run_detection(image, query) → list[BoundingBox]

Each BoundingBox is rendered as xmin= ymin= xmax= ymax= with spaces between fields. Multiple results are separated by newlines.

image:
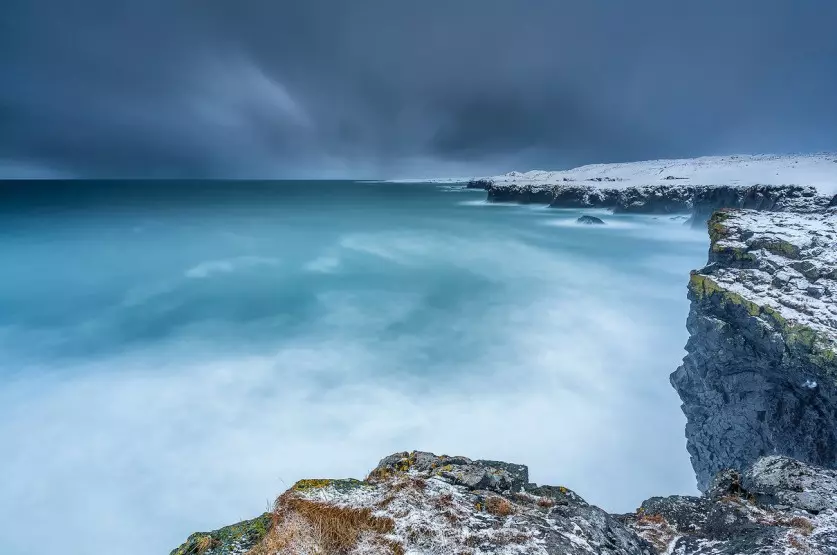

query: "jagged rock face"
xmin=671 ymin=210 xmax=837 ymax=491
xmin=688 ymin=184 xmax=825 ymax=225
xmin=466 ymin=178 xmax=494 ymax=190
xmin=548 ymin=185 xmax=619 ymax=209
xmin=170 ymin=452 xmax=837 ymax=555
xmin=612 ymin=185 xmax=694 ymax=214
xmin=486 ymin=183 xmax=557 ymax=203
xmin=623 ymin=456 xmax=837 ymax=554
xmin=486 ymin=181 xmax=831 ymax=225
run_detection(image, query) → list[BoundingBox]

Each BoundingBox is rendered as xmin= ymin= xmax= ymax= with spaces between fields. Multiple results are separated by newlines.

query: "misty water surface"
xmin=0 ymin=181 xmax=708 ymax=555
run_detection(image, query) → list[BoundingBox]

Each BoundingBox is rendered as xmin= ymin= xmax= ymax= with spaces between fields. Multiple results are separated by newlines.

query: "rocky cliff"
xmin=485 ymin=182 xmax=833 ymax=226
xmin=671 ymin=209 xmax=837 ymax=491
xmin=170 ymin=451 xmax=837 ymax=555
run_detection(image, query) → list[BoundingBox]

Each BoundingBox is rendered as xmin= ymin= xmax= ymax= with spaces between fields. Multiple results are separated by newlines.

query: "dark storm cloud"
xmin=3 ymin=0 xmax=837 ymax=178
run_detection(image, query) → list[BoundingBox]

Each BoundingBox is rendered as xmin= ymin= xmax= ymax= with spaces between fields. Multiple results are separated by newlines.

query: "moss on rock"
xmin=292 ymin=478 xmax=368 ymax=492
xmin=169 ymin=513 xmax=273 ymax=555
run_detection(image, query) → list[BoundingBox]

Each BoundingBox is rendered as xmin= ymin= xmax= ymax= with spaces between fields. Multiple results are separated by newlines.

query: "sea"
xmin=0 ymin=180 xmax=708 ymax=555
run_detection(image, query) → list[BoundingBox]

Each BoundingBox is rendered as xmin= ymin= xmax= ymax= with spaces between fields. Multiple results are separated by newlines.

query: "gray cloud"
xmin=3 ymin=0 xmax=837 ymax=178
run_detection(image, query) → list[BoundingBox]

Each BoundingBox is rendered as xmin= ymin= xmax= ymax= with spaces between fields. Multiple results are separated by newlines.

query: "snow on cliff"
xmin=487 ymin=154 xmax=837 ymax=194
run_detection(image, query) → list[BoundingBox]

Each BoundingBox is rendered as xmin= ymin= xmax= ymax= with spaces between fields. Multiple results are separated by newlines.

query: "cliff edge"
xmin=170 ymin=451 xmax=837 ymax=555
xmin=671 ymin=209 xmax=837 ymax=491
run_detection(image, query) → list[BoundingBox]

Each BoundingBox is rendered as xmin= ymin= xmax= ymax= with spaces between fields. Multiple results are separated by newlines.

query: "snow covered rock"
xmin=485 ymin=154 xmax=837 ymax=194
xmin=671 ymin=209 xmax=837 ymax=491
xmin=479 ymin=154 xmax=837 ymax=225
xmin=170 ymin=452 xmax=837 ymax=555
xmin=622 ymin=456 xmax=837 ymax=555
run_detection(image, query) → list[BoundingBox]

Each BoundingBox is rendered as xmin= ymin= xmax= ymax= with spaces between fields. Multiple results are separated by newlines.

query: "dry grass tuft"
xmin=390 ymin=476 xmax=427 ymax=494
xmin=251 ymin=492 xmax=400 ymax=555
xmin=485 ymin=496 xmax=514 ymax=517
xmin=286 ymin=498 xmax=394 ymax=551
xmin=637 ymin=513 xmax=667 ymax=525
xmin=194 ymin=535 xmax=217 ymax=553
xmin=433 ymin=493 xmax=454 ymax=509
xmin=536 ymin=497 xmax=555 ymax=509
xmin=787 ymin=534 xmax=809 ymax=553
xmin=248 ymin=513 xmax=313 ymax=555
xmin=788 ymin=516 xmax=814 ymax=536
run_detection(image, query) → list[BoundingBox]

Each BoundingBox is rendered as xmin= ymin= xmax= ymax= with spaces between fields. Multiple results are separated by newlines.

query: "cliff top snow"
xmin=472 ymin=154 xmax=837 ymax=195
xmin=696 ymin=209 xmax=837 ymax=346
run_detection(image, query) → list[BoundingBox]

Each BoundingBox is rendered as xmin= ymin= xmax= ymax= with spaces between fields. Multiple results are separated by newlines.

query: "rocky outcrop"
xmin=671 ymin=209 xmax=837 ymax=491
xmin=466 ymin=178 xmax=494 ymax=190
xmin=577 ymin=215 xmax=606 ymax=225
xmin=170 ymin=513 xmax=274 ymax=555
xmin=485 ymin=182 xmax=831 ymax=226
xmin=622 ymin=455 xmax=837 ymax=554
xmin=170 ymin=451 xmax=837 ymax=555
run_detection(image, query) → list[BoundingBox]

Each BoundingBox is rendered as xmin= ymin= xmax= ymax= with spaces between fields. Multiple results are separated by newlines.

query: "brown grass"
xmin=637 ymin=513 xmax=667 ymax=525
xmin=484 ymin=496 xmax=514 ymax=517
xmin=251 ymin=492 xmax=400 ymax=555
xmin=536 ymin=497 xmax=555 ymax=509
xmin=788 ymin=516 xmax=814 ymax=536
xmin=285 ymin=498 xmax=393 ymax=551
xmin=194 ymin=535 xmax=217 ymax=553
xmin=390 ymin=476 xmax=427 ymax=494
xmin=248 ymin=513 xmax=312 ymax=555
xmin=434 ymin=493 xmax=454 ymax=509
xmin=788 ymin=534 xmax=808 ymax=553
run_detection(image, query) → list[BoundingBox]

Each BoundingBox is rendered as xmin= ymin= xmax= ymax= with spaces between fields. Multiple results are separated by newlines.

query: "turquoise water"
xmin=0 ymin=181 xmax=707 ymax=555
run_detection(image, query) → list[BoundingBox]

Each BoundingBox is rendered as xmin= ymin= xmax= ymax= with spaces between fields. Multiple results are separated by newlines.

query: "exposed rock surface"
xmin=671 ymin=209 xmax=837 ymax=491
xmin=467 ymin=178 xmax=494 ymax=190
xmin=622 ymin=456 xmax=837 ymax=555
xmin=170 ymin=513 xmax=274 ymax=555
xmin=486 ymin=182 xmax=831 ymax=226
xmin=170 ymin=452 xmax=837 ymax=555
xmin=577 ymin=215 xmax=605 ymax=225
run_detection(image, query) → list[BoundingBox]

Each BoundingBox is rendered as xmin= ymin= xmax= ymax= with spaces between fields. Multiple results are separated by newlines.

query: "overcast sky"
xmin=3 ymin=0 xmax=837 ymax=178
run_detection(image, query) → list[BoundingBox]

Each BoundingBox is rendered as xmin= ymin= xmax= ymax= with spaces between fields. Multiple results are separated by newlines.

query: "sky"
xmin=3 ymin=0 xmax=837 ymax=179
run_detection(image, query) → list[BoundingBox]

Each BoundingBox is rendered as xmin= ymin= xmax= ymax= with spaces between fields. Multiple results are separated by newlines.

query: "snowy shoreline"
xmin=392 ymin=153 xmax=837 ymax=195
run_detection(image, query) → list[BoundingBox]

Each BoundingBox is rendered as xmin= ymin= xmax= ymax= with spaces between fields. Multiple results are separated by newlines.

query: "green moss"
xmin=689 ymin=274 xmax=760 ymax=317
xmin=292 ymin=478 xmax=367 ymax=492
xmin=761 ymin=238 xmax=800 ymax=259
xmin=721 ymin=245 xmax=757 ymax=262
xmin=395 ymin=452 xmax=417 ymax=472
xmin=169 ymin=513 xmax=273 ymax=555
xmin=708 ymin=211 xmax=733 ymax=245
xmin=691 ymin=274 xmax=836 ymax=372
xmin=292 ymin=478 xmax=334 ymax=491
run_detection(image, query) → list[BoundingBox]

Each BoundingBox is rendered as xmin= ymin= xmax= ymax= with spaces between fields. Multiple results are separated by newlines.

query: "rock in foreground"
xmin=170 ymin=451 xmax=837 ymax=555
xmin=576 ymin=215 xmax=606 ymax=225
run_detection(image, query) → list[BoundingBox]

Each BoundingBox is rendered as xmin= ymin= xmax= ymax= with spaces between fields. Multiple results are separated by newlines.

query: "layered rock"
xmin=484 ymin=182 xmax=831 ymax=226
xmin=170 ymin=451 xmax=837 ymax=555
xmin=671 ymin=209 xmax=837 ymax=491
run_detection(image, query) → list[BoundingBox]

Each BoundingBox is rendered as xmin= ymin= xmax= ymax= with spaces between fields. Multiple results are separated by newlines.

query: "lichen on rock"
xmin=672 ymin=209 xmax=837 ymax=491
